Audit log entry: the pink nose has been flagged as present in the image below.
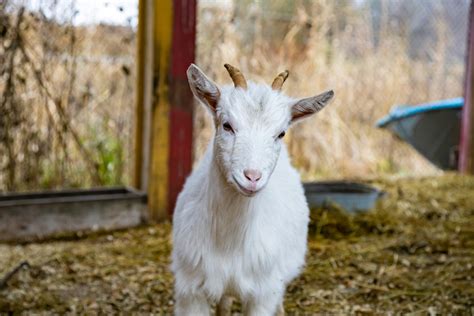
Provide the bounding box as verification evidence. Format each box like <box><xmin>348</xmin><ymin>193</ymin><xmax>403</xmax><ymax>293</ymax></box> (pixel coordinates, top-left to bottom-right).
<box><xmin>244</xmin><ymin>169</ymin><xmax>262</xmax><ymax>183</ymax></box>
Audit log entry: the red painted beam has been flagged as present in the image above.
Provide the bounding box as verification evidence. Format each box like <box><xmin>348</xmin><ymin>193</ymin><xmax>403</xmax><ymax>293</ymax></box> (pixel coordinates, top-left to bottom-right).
<box><xmin>168</xmin><ymin>0</ymin><xmax>196</xmax><ymax>214</ymax></box>
<box><xmin>460</xmin><ymin>0</ymin><xmax>474</xmax><ymax>173</ymax></box>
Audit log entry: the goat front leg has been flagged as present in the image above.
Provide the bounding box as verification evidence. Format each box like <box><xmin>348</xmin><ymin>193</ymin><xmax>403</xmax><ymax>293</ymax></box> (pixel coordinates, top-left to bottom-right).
<box><xmin>175</xmin><ymin>293</ymin><xmax>211</xmax><ymax>316</ymax></box>
<box><xmin>243</xmin><ymin>289</ymin><xmax>284</xmax><ymax>316</ymax></box>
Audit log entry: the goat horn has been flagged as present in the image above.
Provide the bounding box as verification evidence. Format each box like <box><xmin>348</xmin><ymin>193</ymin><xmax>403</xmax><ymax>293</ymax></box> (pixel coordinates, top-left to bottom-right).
<box><xmin>271</xmin><ymin>70</ymin><xmax>289</xmax><ymax>91</ymax></box>
<box><xmin>224</xmin><ymin>64</ymin><xmax>247</xmax><ymax>90</ymax></box>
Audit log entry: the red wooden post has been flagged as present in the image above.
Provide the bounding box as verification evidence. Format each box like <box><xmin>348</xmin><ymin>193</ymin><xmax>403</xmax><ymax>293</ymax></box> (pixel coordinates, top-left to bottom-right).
<box><xmin>148</xmin><ymin>0</ymin><xmax>196</xmax><ymax>221</ymax></box>
<box><xmin>138</xmin><ymin>0</ymin><xmax>196</xmax><ymax>221</ymax></box>
<box><xmin>168</xmin><ymin>0</ymin><xmax>196</xmax><ymax>214</ymax></box>
<box><xmin>460</xmin><ymin>0</ymin><xmax>474</xmax><ymax>174</ymax></box>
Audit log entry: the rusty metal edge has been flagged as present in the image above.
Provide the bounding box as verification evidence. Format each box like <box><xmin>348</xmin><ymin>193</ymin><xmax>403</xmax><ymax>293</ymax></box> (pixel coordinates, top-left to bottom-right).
<box><xmin>0</xmin><ymin>187</ymin><xmax>147</xmax><ymax>208</ymax></box>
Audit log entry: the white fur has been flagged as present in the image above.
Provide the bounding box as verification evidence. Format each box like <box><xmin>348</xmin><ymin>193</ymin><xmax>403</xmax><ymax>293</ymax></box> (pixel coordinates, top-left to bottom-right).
<box><xmin>172</xmin><ymin>65</ymin><xmax>333</xmax><ymax>316</ymax></box>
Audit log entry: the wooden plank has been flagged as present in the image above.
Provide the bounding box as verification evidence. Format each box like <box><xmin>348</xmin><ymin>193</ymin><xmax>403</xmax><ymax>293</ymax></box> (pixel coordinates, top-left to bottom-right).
<box><xmin>148</xmin><ymin>0</ymin><xmax>173</xmax><ymax>221</ymax></box>
<box><xmin>134</xmin><ymin>0</ymin><xmax>146</xmax><ymax>188</ymax></box>
<box><xmin>460</xmin><ymin>0</ymin><xmax>474</xmax><ymax>174</ymax></box>
<box><xmin>168</xmin><ymin>0</ymin><xmax>196</xmax><ymax>214</ymax></box>
<box><xmin>134</xmin><ymin>0</ymin><xmax>154</xmax><ymax>190</ymax></box>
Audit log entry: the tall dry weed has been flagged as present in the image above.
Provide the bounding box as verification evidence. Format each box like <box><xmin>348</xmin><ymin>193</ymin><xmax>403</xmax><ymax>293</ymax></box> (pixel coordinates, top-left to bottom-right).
<box><xmin>0</xmin><ymin>1</ymin><xmax>136</xmax><ymax>191</ymax></box>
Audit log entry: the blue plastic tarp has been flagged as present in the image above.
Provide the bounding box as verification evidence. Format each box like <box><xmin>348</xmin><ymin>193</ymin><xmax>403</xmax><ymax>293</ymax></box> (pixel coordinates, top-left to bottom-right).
<box><xmin>376</xmin><ymin>97</ymin><xmax>464</xmax><ymax>128</ymax></box>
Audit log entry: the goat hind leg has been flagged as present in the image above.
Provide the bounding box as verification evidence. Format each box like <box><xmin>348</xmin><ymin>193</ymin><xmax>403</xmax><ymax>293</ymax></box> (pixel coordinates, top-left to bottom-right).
<box><xmin>216</xmin><ymin>295</ymin><xmax>233</xmax><ymax>316</ymax></box>
<box><xmin>276</xmin><ymin>302</ymin><xmax>284</xmax><ymax>316</ymax></box>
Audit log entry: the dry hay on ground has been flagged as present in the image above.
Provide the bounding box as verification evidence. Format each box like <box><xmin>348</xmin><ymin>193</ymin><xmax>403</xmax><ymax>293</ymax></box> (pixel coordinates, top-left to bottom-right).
<box><xmin>0</xmin><ymin>174</ymin><xmax>473</xmax><ymax>314</ymax></box>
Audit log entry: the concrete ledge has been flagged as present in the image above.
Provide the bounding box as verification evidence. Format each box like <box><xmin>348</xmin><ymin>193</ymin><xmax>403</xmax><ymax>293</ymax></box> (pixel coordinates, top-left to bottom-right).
<box><xmin>0</xmin><ymin>187</ymin><xmax>148</xmax><ymax>242</ymax></box>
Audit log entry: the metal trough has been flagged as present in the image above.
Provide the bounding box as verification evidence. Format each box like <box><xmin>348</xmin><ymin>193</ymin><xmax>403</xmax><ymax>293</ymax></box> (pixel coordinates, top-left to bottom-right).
<box><xmin>304</xmin><ymin>181</ymin><xmax>384</xmax><ymax>212</ymax></box>
<box><xmin>377</xmin><ymin>98</ymin><xmax>463</xmax><ymax>170</ymax></box>
<box><xmin>0</xmin><ymin>187</ymin><xmax>147</xmax><ymax>242</ymax></box>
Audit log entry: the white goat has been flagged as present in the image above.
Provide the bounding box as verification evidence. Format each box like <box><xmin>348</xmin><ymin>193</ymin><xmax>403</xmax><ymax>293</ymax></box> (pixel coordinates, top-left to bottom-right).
<box><xmin>172</xmin><ymin>64</ymin><xmax>334</xmax><ymax>316</ymax></box>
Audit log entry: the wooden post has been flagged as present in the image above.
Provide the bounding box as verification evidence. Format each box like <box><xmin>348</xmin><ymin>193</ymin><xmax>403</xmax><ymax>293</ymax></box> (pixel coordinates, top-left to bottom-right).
<box><xmin>135</xmin><ymin>0</ymin><xmax>196</xmax><ymax>220</ymax></box>
<box><xmin>134</xmin><ymin>0</ymin><xmax>145</xmax><ymax>189</ymax></box>
<box><xmin>167</xmin><ymin>0</ymin><xmax>196</xmax><ymax>214</ymax></box>
<box><xmin>134</xmin><ymin>0</ymin><xmax>154</xmax><ymax>191</ymax></box>
<box><xmin>460</xmin><ymin>0</ymin><xmax>474</xmax><ymax>174</ymax></box>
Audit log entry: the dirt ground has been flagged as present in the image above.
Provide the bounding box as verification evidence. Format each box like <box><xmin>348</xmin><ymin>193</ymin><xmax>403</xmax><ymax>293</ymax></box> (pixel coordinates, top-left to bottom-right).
<box><xmin>0</xmin><ymin>174</ymin><xmax>473</xmax><ymax>315</ymax></box>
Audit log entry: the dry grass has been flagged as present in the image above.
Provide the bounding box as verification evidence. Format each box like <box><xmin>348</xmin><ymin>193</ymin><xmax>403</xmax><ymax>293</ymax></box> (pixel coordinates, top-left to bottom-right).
<box><xmin>1</xmin><ymin>174</ymin><xmax>472</xmax><ymax>314</ymax></box>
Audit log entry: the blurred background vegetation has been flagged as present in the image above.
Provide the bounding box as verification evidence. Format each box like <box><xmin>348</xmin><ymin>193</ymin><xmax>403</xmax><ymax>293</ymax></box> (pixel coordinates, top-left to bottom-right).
<box><xmin>0</xmin><ymin>0</ymin><xmax>470</xmax><ymax>192</ymax></box>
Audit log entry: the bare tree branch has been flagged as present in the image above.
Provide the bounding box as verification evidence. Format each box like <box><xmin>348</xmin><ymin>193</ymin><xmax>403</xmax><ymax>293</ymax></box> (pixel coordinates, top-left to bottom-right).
<box><xmin>18</xmin><ymin>37</ymin><xmax>103</xmax><ymax>184</ymax></box>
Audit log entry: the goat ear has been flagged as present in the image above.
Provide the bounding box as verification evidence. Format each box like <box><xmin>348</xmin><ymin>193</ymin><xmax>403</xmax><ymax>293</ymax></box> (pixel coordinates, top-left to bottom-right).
<box><xmin>187</xmin><ymin>64</ymin><xmax>220</xmax><ymax>113</ymax></box>
<box><xmin>290</xmin><ymin>90</ymin><xmax>334</xmax><ymax>123</ymax></box>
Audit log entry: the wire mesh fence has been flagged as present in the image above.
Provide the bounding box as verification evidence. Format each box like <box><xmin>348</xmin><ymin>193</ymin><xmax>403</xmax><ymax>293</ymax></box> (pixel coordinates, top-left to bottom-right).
<box><xmin>1</xmin><ymin>0</ymin><xmax>137</xmax><ymax>191</ymax></box>
<box><xmin>195</xmin><ymin>0</ymin><xmax>470</xmax><ymax>179</ymax></box>
<box><xmin>0</xmin><ymin>0</ymin><xmax>470</xmax><ymax>192</ymax></box>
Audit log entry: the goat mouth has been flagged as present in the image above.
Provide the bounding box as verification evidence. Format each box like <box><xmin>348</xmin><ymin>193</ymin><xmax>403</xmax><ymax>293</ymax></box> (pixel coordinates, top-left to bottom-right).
<box><xmin>232</xmin><ymin>176</ymin><xmax>258</xmax><ymax>196</ymax></box>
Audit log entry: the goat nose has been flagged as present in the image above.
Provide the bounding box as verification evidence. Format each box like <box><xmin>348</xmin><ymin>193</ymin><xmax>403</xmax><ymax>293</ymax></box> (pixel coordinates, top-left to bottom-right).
<box><xmin>244</xmin><ymin>169</ymin><xmax>262</xmax><ymax>182</ymax></box>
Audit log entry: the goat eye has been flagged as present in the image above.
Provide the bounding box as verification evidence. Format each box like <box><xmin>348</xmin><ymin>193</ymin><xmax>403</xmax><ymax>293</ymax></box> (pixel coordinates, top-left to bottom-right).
<box><xmin>278</xmin><ymin>131</ymin><xmax>286</xmax><ymax>139</ymax></box>
<box><xmin>223</xmin><ymin>122</ymin><xmax>234</xmax><ymax>133</ymax></box>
